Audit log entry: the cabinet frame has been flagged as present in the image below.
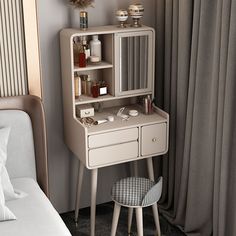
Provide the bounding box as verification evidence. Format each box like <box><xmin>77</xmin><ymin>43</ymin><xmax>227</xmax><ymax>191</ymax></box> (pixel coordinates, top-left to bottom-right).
<box><xmin>114</xmin><ymin>30</ymin><xmax>155</xmax><ymax>96</ymax></box>
<box><xmin>60</xmin><ymin>25</ymin><xmax>169</xmax><ymax>169</ymax></box>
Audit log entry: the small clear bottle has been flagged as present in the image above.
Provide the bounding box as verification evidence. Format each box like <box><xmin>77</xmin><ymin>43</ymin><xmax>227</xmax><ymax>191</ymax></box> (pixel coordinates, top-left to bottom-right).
<box><xmin>90</xmin><ymin>35</ymin><xmax>102</xmax><ymax>62</ymax></box>
<box><xmin>86</xmin><ymin>75</ymin><xmax>92</xmax><ymax>96</ymax></box>
<box><xmin>82</xmin><ymin>36</ymin><xmax>90</xmax><ymax>61</ymax></box>
<box><xmin>81</xmin><ymin>74</ymin><xmax>87</xmax><ymax>95</ymax></box>
<box><xmin>74</xmin><ymin>73</ymin><xmax>81</xmax><ymax>99</ymax></box>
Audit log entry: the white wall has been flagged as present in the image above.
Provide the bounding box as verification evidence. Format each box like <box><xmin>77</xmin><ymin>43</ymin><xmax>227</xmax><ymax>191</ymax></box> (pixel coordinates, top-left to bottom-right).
<box><xmin>37</xmin><ymin>0</ymin><xmax>156</xmax><ymax>213</ymax></box>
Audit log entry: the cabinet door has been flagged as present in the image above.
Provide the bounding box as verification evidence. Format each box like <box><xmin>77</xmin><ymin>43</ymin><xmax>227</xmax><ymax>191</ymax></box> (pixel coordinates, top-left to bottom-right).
<box><xmin>114</xmin><ymin>30</ymin><xmax>154</xmax><ymax>96</ymax></box>
<box><xmin>141</xmin><ymin>123</ymin><xmax>167</xmax><ymax>156</ymax></box>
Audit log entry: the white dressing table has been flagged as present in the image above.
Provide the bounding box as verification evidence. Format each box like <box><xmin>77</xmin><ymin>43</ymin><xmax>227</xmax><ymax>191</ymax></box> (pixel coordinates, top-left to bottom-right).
<box><xmin>60</xmin><ymin>25</ymin><xmax>169</xmax><ymax>236</ymax></box>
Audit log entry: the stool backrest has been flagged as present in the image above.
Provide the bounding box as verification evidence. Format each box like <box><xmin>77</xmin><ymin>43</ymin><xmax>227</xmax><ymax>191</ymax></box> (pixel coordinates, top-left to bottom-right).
<box><xmin>141</xmin><ymin>176</ymin><xmax>163</xmax><ymax>206</ymax></box>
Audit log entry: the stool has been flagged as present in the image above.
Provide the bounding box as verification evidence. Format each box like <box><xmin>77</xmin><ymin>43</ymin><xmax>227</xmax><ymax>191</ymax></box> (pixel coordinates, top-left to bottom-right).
<box><xmin>111</xmin><ymin>176</ymin><xmax>163</xmax><ymax>236</ymax></box>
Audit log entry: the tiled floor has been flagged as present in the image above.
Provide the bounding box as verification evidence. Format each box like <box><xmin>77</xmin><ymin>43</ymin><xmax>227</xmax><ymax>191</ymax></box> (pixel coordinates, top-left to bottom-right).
<box><xmin>61</xmin><ymin>202</ymin><xmax>185</xmax><ymax>236</ymax></box>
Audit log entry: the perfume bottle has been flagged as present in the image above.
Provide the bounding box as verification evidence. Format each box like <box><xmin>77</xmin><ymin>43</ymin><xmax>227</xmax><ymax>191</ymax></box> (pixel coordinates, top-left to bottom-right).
<box><xmin>91</xmin><ymin>81</ymin><xmax>99</xmax><ymax>98</ymax></box>
<box><xmin>78</xmin><ymin>46</ymin><xmax>86</xmax><ymax>68</ymax></box>
<box><xmin>80</xmin><ymin>11</ymin><xmax>88</xmax><ymax>30</ymax></box>
<box><xmin>80</xmin><ymin>74</ymin><xmax>87</xmax><ymax>95</ymax></box>
<box><xmin>74</xmin><ymin>73</ymin><xmax>81</xmax><ymax>99</ymax></box>
<box><xmin>82</xmin><ymin>36</ymin><xmax>90</xmax><ymax>61</ymax></box>
<box><xmin>144</xmin><ymin>95</ymin><xmax>153</xmax><ymax>114</ymax></box>
<box><xmin>73</xmin><ymin>37</ymin><xmax>80</xmax><ymax>66</ymax></box>
<box><xmin>99</xmin><ymin>81</ymin><xmax>108</xmax><ymax>96</ymax></box>
<box><xmin>90</xmin><ymin>35</ymin><xmax>102</xmax><ymax>62</ymax></box>
<box><xmin>79</xmin><ymin>38</ymin><xmax>87</xmax><ymax>67</ymax></box>
<box><xmin>86</xmin><ymin>75</ymin><xmax>92</xmax><ymax>96</ymax></box>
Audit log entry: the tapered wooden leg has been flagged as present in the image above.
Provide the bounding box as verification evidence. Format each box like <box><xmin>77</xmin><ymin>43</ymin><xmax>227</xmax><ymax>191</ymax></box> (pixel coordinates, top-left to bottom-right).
<box><xmin>135</xmin><ymin>207</ymin><xmax>143</xmax><ymax>236</ymax></box>
<box><xmin>91</xmin><ymin>169</ymin><xmax>98</xmax><ymax>236</ymax></box>
<box><xmin>75</xmin><ymin>162</ymin><xmax>85</xmax><ymax>223</ymax></box>
<box><xmin>147</xmin><ymin>157</ymin><xmax>155</xmax><ymax>181</ymax></box>
<box><xmin>111</xmin><ymin>203</ymin><xmax>121</xmax><ymax>236</ymax></box>
<box><xmin>147</xmin><ymin>157</ymin><xmax>161</xmax><ymax>236</ymax></box>
<box><xmin>128</xmin><ymin>208</ymin><xmax>133</xmax><ymax>234</ymax></box>
<box><xmin>152</xmin><ymin>204</ymin><xmax>161</xmax><ymax>236</ymax></box>
<box><xmin>130</xmin><ymin>161</ymin><xmax>138</xmax><ymax>177</ymax></box>
<box><xmin>133</xmin><ymin>161</ymin><xmax>138</xmax><ymax>176</ymax></box>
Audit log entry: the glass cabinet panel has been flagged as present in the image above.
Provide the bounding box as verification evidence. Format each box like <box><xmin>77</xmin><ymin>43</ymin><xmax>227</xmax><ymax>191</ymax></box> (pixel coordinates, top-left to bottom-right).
<box><xmin>121</xmin><ymin>35</ymin><xmax>148</xmax><ymax>91</ymax></box>
<box><xmin>115</xmin><ymin>30</ymin><xmax>154</xmax><ymax>96</ymax></box>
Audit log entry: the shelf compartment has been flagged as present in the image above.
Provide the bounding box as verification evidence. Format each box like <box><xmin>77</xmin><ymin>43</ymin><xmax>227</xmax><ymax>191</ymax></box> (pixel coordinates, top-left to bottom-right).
<box><xmin>75</xmin><ymin>94</ymin><xmax>115</xmax><ymax>105</ymax></box>
<box><xmin>74</xmin><ymin>61</ymin><xmax>113</xmax><ymax>72</ymax></box>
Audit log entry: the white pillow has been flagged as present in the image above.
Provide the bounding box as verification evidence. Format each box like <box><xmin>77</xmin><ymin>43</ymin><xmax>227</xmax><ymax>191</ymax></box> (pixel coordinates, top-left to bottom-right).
<box><xmin>0</xmin><ymin>164</ymin><xmax>16</xmax><ymax>221</ymax></box>
<box><xmin>0</xmin><ymin>127</ymin><xmax>19</xmax><ymax>200</ymax></box>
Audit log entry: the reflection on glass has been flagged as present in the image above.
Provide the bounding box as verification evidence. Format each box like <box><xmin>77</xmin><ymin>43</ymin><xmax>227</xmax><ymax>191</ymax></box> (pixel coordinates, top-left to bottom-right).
<box><xmin>120</xmin><ymin>35</ymin><xmax>148</xmax><ymax>92</ymax></box>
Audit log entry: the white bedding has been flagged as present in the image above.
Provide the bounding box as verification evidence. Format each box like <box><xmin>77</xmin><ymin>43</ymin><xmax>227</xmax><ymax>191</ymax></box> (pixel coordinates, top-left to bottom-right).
<box><xmin>1</xmin><ymin>178</ymin><xmax>71</xmax><ymax>236</ymax></box>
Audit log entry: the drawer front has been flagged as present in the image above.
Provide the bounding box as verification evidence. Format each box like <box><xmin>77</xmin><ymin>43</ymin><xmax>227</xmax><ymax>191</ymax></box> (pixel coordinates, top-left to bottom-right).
<box><xmin>88</xmin><ymin>128</ymin><xmax>138</xmax><ymax>148</ymax></box>
<box><xmin>89</xmin><ymin>141</ymin><xmax>138</xmax><ymax>167</ymax></box>
<box><xmin>141</xmin><ymin>123</ymin><xmax>167</xmax><ymax>156</ymax></box>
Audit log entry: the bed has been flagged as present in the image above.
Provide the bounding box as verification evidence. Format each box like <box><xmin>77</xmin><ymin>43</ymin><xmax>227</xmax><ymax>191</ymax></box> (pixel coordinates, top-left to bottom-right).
<box><xmin>0</xmin><ymin>95</ymin><xmax>71</xmax><ymax>236</ymax></box>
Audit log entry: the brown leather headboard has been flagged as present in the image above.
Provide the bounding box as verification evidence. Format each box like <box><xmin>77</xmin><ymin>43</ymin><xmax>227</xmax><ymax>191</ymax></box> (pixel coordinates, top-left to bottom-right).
<box><xmin>0</xmin><ymin>95</ymin><xmax>49</xmax><ymax>197</ymax></box>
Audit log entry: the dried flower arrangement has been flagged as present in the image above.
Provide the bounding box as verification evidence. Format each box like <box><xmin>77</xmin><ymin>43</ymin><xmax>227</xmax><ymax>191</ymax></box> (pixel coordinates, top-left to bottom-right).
<box><xmin>69</xmin><ymin>0</ymin><xmax>94</xmax><ymax>9</ymax></box>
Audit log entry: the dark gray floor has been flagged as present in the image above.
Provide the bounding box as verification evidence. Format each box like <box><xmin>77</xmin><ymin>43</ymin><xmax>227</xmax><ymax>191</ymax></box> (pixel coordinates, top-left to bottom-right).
<box><xmin>61</xmin><ymin>202</ymin><xmax>185</xmax><ymax>236</ymax></box>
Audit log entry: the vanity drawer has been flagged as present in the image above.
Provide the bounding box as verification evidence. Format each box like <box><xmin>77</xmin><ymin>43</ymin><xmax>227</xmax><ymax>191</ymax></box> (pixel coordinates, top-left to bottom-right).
<box><xmin>88</xmin><ymin>128</ymin><xmax>138</xmax><ymax>148</ymax></box>
<box><xmin>88</xmin><ymin>141</ymin><xmax>138</xmax><ymax>167</ymax></box>
<box><xmin>141</xmin><ymin>123</ymin><xmax>167</xmax><ymax>156</ymax></box>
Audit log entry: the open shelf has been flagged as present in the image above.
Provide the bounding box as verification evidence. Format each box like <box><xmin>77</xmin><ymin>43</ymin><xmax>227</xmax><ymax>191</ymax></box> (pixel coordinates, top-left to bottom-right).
<box><xmin>74</xmin><ymin>61</ymin><xmax>113</xmax><ymax>72</ymax></box>
<box><xmin>75</xmin><ymin>94</ymin><xmax>115</xmax><ymax>105</ymax></box>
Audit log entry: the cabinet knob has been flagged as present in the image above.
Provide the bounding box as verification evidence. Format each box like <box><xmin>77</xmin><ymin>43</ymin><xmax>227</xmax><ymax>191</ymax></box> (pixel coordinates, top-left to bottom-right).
<box><xmin>152</xmin><ymin>138</ymin><xmax>157</xmax><ymax>142</ymax></box>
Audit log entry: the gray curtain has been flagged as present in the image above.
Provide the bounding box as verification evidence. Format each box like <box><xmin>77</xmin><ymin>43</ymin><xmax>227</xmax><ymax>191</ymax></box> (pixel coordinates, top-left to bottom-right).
<box><xmin>155</xmin><ymin>0</ymin><xmax>236</xmax><ymax>235</ymax></box>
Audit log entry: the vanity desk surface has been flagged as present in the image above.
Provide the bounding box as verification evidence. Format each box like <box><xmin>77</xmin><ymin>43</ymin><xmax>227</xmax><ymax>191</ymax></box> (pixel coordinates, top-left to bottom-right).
<box><xmin>79</xmin><ymin>105</ymin><xmax>167</xmax><ymax>134</ymax></box>
<box><xmin>75</xmin><ymin>104</ymin><xmax>168</xmax><ymax>170</ymax></box>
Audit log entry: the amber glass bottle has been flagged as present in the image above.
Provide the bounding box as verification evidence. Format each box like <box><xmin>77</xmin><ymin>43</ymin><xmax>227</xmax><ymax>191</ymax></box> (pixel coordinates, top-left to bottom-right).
<box><xmin>78</xmin><ymin>42</ymin><xmax>86</xmax><ymax>68</ymax></box>
<box><xmin>91</xmin><ymin>81</ymin><xmax>99</xmax><ymax>98</ymax></box>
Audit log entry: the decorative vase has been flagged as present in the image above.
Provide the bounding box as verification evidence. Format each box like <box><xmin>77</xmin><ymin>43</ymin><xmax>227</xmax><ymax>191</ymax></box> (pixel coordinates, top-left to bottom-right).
<box><xmin>128</xmin><ymin>4</ymin><xmax>144</xmax><ymax>27</ymax></box>
<box><xmin>80</xmin><ymin>10</ymin><xmax>88</xmax><ymax>30</ymax></box>
<box><xmin>116</xmin><ymin>9</ymin><xmax>128</xmax><ymax>28</ymax></box>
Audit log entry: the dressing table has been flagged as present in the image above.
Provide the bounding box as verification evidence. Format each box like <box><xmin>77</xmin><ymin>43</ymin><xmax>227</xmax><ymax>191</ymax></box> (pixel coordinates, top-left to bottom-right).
<box><xmin>60</xmin><ymin>25</ymin><xmax>169</xmax><ymax>236</ymax></box>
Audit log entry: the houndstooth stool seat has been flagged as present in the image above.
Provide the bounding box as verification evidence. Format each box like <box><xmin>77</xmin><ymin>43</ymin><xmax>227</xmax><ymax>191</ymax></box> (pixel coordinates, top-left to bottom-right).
<box><xmin>111</xmin><ymin>176</ymin><xmax>163</xmax><ymax>236</ymax></box>
<box><xmin>111</xmin><ymin>177</ymin><xmax>155</xmax><ymax>207</ymax></box>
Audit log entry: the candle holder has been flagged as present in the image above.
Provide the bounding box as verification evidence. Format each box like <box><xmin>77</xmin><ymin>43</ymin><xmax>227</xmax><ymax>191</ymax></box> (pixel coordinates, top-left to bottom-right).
<box><xmin>116</xmin><ymin>9</ymin><xmax>128</xmax><ymax>28</ymax></box>
<box><xmin>128</xmin><ymin>4</ymin><xmax>144</xmax><ymax>27</ymax></box>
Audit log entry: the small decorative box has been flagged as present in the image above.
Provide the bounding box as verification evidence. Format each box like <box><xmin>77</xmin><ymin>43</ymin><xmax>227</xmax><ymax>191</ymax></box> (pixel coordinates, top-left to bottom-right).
<box><xmin>76</xmin><ymin>105</ymin><xmax>94</xmax><ymax>118</ymax></box>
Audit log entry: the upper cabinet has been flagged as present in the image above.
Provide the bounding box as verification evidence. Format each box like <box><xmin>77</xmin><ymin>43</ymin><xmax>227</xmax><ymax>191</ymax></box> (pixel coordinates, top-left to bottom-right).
<box><xmin>60</xmin><ymin>25</ymin><xmax>169</xmax><ymax>169</ymax></box>
<box><xmin>60</xmin><ymin>25</ymin><xmax>155</xmax><ymax>107</ymax></box>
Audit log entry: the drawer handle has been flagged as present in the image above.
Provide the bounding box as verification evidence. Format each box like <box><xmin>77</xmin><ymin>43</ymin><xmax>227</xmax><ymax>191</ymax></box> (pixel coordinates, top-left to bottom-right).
<box><xmin>152</xmin><ymin>138</ymin><xmax>157</xmax><ymax>142</ymax></box>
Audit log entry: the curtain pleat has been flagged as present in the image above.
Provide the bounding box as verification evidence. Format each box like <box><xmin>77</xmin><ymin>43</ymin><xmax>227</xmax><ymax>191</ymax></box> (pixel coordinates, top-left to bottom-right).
<box><xmin>155</xmin><ymin>0</ymin><xmax>236</xmax><ymax>235</ymax></box>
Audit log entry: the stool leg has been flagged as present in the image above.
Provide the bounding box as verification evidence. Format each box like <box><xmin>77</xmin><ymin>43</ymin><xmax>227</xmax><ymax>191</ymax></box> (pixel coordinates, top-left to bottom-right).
<box><xmin>128</xmin><ymin>208</ymin><xmax>133</xmax><ymax>234</ymax></box>
<box><xmin>75</xmin><ymin>162</ymin><xmax>85</xmax><ymax>223</ymax></box>
<box><xmin>152</xmin><ymin>204</ymin><xmax>161</xmax><ymax>236</ymax></box>
<box><xmin>147</xmin><ymin>157</ymin><xmax>155</xmax><ymax>180</ymax></box>
<box><xmin>147</xmin><ymin>157</ymin><xmax>161</xmax><ymax>236</ymax></box>
<box><xmin>135</xmin><ymin>207</ymin><xmax>143</xmax><ymax>236</ymax></box>
<box><xmin>111</xmin><ymin>203</ymin><xmax>121</xmax><ymax>236</ymax></box>
<box><xmin>91</xmin><ymin>169</ymin><xmax>98</xmax><ymax>236</ymax></box>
